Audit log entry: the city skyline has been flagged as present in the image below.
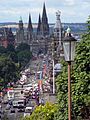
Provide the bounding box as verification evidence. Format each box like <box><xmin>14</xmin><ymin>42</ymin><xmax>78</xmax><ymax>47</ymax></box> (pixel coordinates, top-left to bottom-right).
<box><xmin>0</xmin><ymin>0</ymin><xmax>90</xmax><ymax>23</ymax></box>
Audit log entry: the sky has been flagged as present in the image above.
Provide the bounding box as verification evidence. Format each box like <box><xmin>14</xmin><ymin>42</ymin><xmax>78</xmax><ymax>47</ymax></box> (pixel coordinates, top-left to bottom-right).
<box><xmin>0</xmin><ymin>0</ymin><xmax>90</xmax><ymax>23</ymax></box>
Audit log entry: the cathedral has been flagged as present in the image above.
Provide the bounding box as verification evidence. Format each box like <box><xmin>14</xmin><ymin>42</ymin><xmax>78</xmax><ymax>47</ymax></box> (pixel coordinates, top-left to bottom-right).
<box><xmin>16</xmin><ymin>3</ymin><xmax>63</xmax><ymax>56</ymax></box>
<box><xmin>16</xmin><ymin>3</ymin><xmax>50</xmax><ymax>55</ymax></box>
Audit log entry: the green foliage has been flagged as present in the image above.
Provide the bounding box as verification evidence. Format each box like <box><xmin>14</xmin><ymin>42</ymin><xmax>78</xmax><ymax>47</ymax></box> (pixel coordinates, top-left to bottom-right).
<box><xmin>87</xmin><ymin>15</ymin><xmax>90</xmax><ymax>32</ymax></box>
<box><xmin>16</xmin><ymin>43</ymin><xmax>30</xmax><ymax>52</ymax></box>
<box><xmin>54</xmin><ymin>60</ymin><xmax>68</xmax><ymax>120</ymax></box>
<box><xmin>16</xmin><ymin>43</ymin><xmax>32</xmax><ymax>69</ymax></box>
<box><xmin>21</xmin><ymin>102</ymin><xmax>57</xmax><ymax>120</ymax></box>
<box><xmin>0</xmin><ymin>46</ymin><xmax>6</xmax><ymax>54</ymax></box>
<box><xmin>17</xmin><ymin>50</ymin><xmax>32</xmax><ymax>68</ymax></box>
<box><xmin>0</xmin><ymin>55</ymin><xmax>19</xmax><ymax>89</ymax></box>
<box><xmin>6</xmin><ymin>44</ymin><xmax>15</xmax><ymax>53</ymax></box>
<box><xmin>55</xmin><ymin>16</ymin><xmax>90</xmax><ymax>120</ymax></box>
<box><xmin>0</xmin><ymin>42</ymin><xmax>32</xmax><ymax>89</ymax></box>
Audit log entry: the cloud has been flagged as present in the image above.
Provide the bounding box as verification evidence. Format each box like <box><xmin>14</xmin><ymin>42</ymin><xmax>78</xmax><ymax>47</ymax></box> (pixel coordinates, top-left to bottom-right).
<box><xmin>0</xmin><ymin>0</ymin><xmax>90</xmax><ymax>22</ymax></box>
<box><xmin>64</xmin><ymin>0</ymin><xmax>75</xmax><ymax>5</ymax></box>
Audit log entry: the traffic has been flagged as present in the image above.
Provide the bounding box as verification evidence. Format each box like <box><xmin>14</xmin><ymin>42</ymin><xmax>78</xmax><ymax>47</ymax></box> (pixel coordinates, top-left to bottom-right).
<box><xmin>0</xmin><ymin>54</ymin><xmax>55</xmax><ymax>120</ymax></box>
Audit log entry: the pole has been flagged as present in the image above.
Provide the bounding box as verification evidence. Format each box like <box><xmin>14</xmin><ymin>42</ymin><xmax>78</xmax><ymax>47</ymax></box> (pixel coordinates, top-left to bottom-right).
<box><xmin>53</xmin><ymin>59</ymin><xmax>55</xmax><ymax>94</ymax></box>
<box><xmin>68</xmin><ymin>62</ymin><xmax>72</xmax><ymax>120</ymax></box>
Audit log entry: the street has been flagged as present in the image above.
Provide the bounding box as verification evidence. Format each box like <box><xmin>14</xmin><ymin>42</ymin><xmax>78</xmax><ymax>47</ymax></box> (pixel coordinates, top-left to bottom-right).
<box><xmin>1</xmin><ymin>54</ymin><xmax>52</xmax><ymax>120</ymax></box>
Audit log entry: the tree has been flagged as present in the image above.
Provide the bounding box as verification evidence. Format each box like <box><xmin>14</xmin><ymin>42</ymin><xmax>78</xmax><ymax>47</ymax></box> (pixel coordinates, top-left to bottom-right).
<box><xmin>6</xmin><ymin>44</ymin><xmax>15</xmax><ymax>53</ymax></box>
<box><xmin>21</xmin><ymin>102</ymin><xmax>57</xmax><ymax>120</ymax></box>
<box><xmin>0</xmin><ymin>55</ymin><xmax>19</xmax><ymax>89</ymax></box>
<box><xmin>55</xmin><ymin>16</ymin><xmax>90</xmax><ymax>120</ymax></box>
<box><xmin>17</xmin><ymin>50</ymin><xmax>32</xmax><ymax>69</ymax></box>
<box><xmin>16</xmin><ymin>43</ymin><xmax>30</xmax><ymax>53</ymax></box>
<box><xmin>0</xmin><ymin>46</ymin><xmax>6</xmax><ymax>54</ymax></box>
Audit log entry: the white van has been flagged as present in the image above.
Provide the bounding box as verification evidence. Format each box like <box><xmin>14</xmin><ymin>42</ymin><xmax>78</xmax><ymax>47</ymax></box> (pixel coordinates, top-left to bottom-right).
<box><xmin>24</xmin><ymin>107</ymin><xmax>33</xmax><ymax>117</ymax></box>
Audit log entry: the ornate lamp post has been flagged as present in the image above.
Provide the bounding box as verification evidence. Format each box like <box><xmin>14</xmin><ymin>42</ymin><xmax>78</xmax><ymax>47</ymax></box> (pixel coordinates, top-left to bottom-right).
<box><xmin>63</xmin><ymin>27</ymin><xmax>77</xmax><ymax>120</ymax></box>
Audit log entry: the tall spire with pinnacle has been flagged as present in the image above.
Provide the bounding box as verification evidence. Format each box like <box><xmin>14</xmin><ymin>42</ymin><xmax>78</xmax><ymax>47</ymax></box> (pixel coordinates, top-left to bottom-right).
<box><xmin>41</xmin><ymin>3</ymin><xmax>49</xmax><ymax>36</ymax></box>
<box><xmin>19</xmin><ymin>16</ymin><xmax>23</xmax><ymax>30</ymax></box>
<box><xmin>37</xmin><ymin>14</ymin><xmax>42</xmax><ymax>35</ymax></box>
<box><xmin>42</xmin><ymin>3</ymin><xmax>47</xmax><ymax>23</ymax></box>
<box><xmin>28</xmin><ymin>14</ymin><xmax>33</xmax><ymax>32</ymax></box>
<box><xmin>27</xmin><ymin>14</ymin><xmax>33</xmax><ymax>45</ymax></box>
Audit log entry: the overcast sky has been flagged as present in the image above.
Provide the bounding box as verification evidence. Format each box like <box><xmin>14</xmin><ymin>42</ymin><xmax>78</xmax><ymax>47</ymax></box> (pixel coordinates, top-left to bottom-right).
<box><xmin>0</xmin><ymin>0</ymin><xmax>90</xmax><ymax>23</ymax></box>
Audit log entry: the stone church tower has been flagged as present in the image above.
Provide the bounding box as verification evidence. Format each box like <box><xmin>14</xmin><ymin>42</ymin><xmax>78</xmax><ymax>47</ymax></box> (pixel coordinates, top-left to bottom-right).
<box><xmin>16</xmin><ymin>17</ymin><xmax>25</xmax><ymax>45</ymax></box>
<box><xmin>54</xmin><ymin>11</ymin><xmax>63</xmax><ymax>53</ymax></box>
<box><xmin>54</xmin><ymin>11</ymin><xmax>64</xmax><ymax>59</ymax></box>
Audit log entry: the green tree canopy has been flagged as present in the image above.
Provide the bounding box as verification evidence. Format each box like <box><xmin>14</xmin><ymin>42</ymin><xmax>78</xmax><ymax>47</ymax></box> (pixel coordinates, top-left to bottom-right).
<box><xmin>0</xmin><ymin>46</ymin><xmax>6</xmax><ymax>54</ymax></box>
<box><xmin>17</xmin><ymin>50</ymin><xmax>32</xmax><ymax>69</ymax></box>
<box><xmin>16</xmin><ymin>43</ymin><xmax>30</xmax><ymax>52</ymax></box>
<box><xmin>0</xmin><ymin>55</ymin><xmax>19</xmax><ymax>89</ymax></box>
<box><xmin>55</xmin><ymin>16</ymin><xmax>90</xmax><ymax>120</ymax></box>
<box><xmin>22</xmin><ymin>102</ymin><xmax>57</xmax><ymax>120</ymax></box>
<box><xmin>6</xmin><ymin>44</ymin><xmax>15</xmax><ymax>53</ymax></box>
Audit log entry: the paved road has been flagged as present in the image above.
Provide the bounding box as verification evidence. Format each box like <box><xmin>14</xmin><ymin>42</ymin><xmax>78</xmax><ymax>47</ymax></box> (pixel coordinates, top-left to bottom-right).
<box><xmin>1</xmin><ymin>55</ymin><xmax>53</xmax><ymax>120</ymax></box>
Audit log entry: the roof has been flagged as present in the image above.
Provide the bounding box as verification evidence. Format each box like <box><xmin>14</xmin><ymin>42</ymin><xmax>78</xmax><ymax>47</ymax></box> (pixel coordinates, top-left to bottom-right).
<box><xmin>25</xmin><ymin>107</ymin><xmax>33</xmax><ymax>109</ymax></box>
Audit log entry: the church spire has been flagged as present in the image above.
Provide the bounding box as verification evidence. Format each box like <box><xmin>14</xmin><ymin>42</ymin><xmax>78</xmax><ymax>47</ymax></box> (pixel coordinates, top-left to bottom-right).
<box><xmin>19</xmin><ymin>16</ymin><xmax>23</xmax><ymax>30</ymax></box>
<box><xmin>37</xmin><ymin>14</ymin><xmax>42</xmax><ymax>35</ymax></box>
<box><xmin>42</xmin><ymin>2</ymin><xmax>47</xmax><ymax>23</ymax></box>
<box><xmin>28</xmin><ymin>14</ymin><xmax>33</xmax><ymax>32</ymax></box>
<box><xmin>41</xmin><ymin>3</ymin><xmax>49</xmax><ymax>36</ymax></box>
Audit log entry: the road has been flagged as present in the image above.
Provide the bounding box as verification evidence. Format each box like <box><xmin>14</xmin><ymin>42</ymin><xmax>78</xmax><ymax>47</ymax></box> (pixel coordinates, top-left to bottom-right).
<box><xmin>1</xmin><ymin>55</ymin><xmax>52</xmax><ymax>120</ymax></box>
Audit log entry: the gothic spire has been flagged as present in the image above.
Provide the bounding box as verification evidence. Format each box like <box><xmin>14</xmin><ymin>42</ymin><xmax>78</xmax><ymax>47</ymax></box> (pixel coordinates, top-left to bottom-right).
<box><xmin>37</xmin><ymin>14</ymin><xmax>42</xmax><ymax>35</ymax></box>
<box><xmin>28</xmin><ymin>14</ymin><xmax>33</xmax><ymax>32</ymax></box>
<box><xmin>41</xmin><ymin>3</ymin><xmax>49</xmax><ymax>36</ymax></box>
<box><xmin>42</xmin><ymin>2</ymin><xmax>48</xmax><ymax>23</ymax></box>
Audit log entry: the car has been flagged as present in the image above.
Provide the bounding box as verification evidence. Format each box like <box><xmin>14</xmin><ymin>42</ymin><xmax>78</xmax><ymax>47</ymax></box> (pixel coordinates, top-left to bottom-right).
<box><xmin>3</xmin><ymin>99</ymin><xmax>8</xmax><ymax>104</ymax></box>
<box><xmin>10</xmin><ymin>108</ymin><xmax>15</xmax><ymax>113</ymax></box>
<box><xmin>17</xmin><ymin>107</ymin><xmax>25</xmax><ymax>112</ymax></box>
<box><xmin>24</xmin><ymin>107</ymin><xmax>33</xmax><ymax>117</ymax></box>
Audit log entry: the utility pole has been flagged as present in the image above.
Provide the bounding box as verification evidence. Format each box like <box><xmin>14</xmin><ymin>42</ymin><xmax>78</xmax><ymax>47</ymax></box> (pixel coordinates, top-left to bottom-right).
<box><xmin>52</xmin><ymin>38</ymin><xmax>55</xmax><ymax>94</ymax></box>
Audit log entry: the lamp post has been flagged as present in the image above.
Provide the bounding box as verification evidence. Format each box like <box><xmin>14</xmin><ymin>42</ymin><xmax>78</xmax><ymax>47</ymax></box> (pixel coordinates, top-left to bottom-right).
<box><xmin>63</xmin><ymin>27</ymin><xmax>77</xmax><ymax>120</ymax></box>
<box><xmin>51</xmin><ymin>38</ymin><xmax>55</xmax><ymax>94</ymax></box>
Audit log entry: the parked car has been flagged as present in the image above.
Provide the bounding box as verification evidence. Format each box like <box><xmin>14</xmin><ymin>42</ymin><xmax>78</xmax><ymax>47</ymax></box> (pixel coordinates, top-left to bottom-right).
<box><xmin>10</xmin><ymin>108</ymin><xmax>15</xmax><ymax>113</ymax></box>
<box><xmin>17</xmin><ymin>106</ymin><xmax>25</xmax><ymax>112</ymax></box>
<box><xmin>24</xmin><ymin>107</ymin><xmax>33</xmax><ymax>117</ymax></box>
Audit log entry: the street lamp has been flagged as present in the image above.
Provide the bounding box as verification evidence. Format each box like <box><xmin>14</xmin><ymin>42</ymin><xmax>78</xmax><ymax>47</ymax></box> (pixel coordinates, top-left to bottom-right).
<box><xmin>63</xmin><ymin>27</ymin><xmax>77</xmax><ymax>120</ymax></box>
<box><xmin>51</xmin><ymin>39</ymin><xmax>55</xmax><ymax>94</ymax></box>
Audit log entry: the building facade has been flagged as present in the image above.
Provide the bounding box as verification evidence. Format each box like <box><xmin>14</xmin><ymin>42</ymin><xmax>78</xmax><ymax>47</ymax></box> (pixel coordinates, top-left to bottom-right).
<box><xmin>0</xmin><ymin>27</ymin><xmax>15</xmax><ymax>48</ymax></box>
<box><xmin>16</xmin><ymin>3</ymin><xmax>50</xmax><ymax>55</ymax></box>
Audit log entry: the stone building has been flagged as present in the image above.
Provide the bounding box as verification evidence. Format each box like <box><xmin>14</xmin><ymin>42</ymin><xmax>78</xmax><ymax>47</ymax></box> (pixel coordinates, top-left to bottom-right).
<box><xmin>53</xmin><ymin>11</ymin><xmax>64</xmax><ymax>60</ymax></box>
<box><xmin>16</xmin><ymin>3</ymin><xmax>50</xmax><ymax>55</ymax></box>
<box><xmin>16</xmin><ymin>17</ymin><xmax>25</xmax><ymax>45</ymax></box>
<box><xmin>0</xmin><ymin>27</ymin><xmax>15</xmax><ymax>48</ymax></box>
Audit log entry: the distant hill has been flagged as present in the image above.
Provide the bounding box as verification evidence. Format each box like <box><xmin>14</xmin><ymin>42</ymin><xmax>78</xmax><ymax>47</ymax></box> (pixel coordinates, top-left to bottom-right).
<box><xmin>0</xmin><ymin>22</ymin><xmax>87</xmax><ymax>35</ymax></box>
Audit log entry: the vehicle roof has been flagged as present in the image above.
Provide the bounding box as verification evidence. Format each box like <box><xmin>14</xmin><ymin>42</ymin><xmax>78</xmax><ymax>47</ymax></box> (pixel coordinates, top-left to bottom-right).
<box><xmin>25</xmin><ymin>107</ymin><xmax>33</xmax><ymax>109</ymax></box>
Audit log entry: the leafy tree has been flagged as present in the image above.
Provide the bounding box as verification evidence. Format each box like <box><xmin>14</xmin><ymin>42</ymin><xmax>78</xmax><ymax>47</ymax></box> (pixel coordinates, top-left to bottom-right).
<box><xmin>6</xmin><ymin>44</ymin><xmax>15</xmax><ymax>53</ymax></box>
<box><xmin>55</xmin><ymin>16</ymin><xmax>90</xmax><ymax>120</ymax></box>
<box><xmin>16</xmin><ymin>43</ymin><xmax>30</xmax><ymax>53</ymax></box>
<box><xmin>87</xmin><ymin>15</ymin><xmax>90</xmax><ymax>32</ymax></box>
<box><xmin>9</xmin><ymin>52</ymin><xmax>18</xmax><ymax>63</ymax></box>
<box><xmin>21</xmin><ymin>102</ymin><xmax>57</xmax><ymax>120</ymax></box>
<box><xmin>0</xmin><ymin>46</ymin><xmax>6</xmax><ymax>54</ymax></box>
<box><xmin>17</xmin><ymin>50</ymin><xmax>32</xmax><ymax>69</ymax></box>
<box><xmin>0</xmin><ymin>55</ymin><xmax>19</xmax><ymax>89</ymax></box>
